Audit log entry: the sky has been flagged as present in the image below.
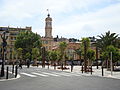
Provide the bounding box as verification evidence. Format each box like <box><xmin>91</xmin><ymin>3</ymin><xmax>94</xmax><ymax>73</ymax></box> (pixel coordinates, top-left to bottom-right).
<box><xmin>0</xmin><ymin>0</ymin><xmax>120</xmax><ymax>39</ymax></box>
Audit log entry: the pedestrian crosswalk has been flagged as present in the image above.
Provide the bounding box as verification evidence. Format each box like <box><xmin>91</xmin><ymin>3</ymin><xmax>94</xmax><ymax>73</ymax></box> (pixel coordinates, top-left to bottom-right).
<box><xmin>20</xmin><ymin>71</ymin><xmax>82</xmax><ymax>78</ymax></box>
<box><xmin>20</xmin><ymin>72</ymin><xmax>37</xmax><ymax>77</ymax></box>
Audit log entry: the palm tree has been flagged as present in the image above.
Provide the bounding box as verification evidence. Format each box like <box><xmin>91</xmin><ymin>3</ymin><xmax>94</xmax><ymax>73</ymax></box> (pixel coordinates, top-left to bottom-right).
<box><xmin>97</xmin><ymin>31</ymin><xmax>118</xmax><ymax>52</ymax></box>
<box><xmin>97</xmin><ymin>31</ymin><xmax>119</xmax><ymax>69</ymax></box>
<box><xmin>59</xmin><ymin>42</ymin><xmax>67</xmax><ymax>70</ymax></box>
<box><xmin>87</xmin><ymin>49</ymin><xmax>95</xmax><ymax>71</ymax></box>
<box><xmin>81</xmin><ymin>38</ymin><xmax>90</xmax><ymax>72</ymax></box>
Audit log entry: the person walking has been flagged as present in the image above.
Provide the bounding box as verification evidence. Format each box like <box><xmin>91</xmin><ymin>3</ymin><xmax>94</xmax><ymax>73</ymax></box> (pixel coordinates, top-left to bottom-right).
<box><xmin>26</xmin><ymin>59</ymin><xmax>30</xmax><ymax>68</ymax></box>
<box><xmin>19</xmin><ymin>60</ymin><xmax>22</xmax><ymax>69</ymax></box>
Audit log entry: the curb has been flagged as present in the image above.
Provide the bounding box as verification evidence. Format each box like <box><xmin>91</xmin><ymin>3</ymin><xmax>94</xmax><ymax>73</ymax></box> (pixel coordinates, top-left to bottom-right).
<box><xmin>0</xmin><ymin>71</ymin><xmax>21</xmax><ymax>82</ymax></box>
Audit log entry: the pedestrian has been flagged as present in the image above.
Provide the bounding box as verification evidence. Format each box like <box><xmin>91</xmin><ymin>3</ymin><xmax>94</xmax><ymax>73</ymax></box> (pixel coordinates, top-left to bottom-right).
<box><xmin>26</xmin><ymin>59</ymin><xmax>30</xmax><ymax>68</ymax></box>
<box><xmin>19</xmin><ymin>60</ymin><xmax>22</xmax><ymax>69</ymax></box>
<box><xmin>71</xmin><ymin>60</ymin><xmax>74</xmax><ymax>72</ymax></box>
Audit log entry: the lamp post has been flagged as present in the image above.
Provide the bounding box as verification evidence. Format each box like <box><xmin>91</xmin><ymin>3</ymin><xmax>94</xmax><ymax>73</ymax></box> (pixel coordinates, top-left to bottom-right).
<box><xmin>0</xmin><ymin>31</ymin><xmax>8</xmax><ymax>77</ymax></box>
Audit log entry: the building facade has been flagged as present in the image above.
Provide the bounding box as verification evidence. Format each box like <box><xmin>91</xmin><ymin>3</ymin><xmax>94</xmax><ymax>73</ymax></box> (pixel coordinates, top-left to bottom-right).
<box><xmin>0</xmin><ymin>26</ymin><xmax>31</xmax><ymax>63</ymax></box>
<box><xmin>41</xmin><ymin>14</ymin><xmax>54</xmax><ymax>51</ymax></box>
<box><xmin>41</xmin><ymin>14</ymin><xmax>81</xmax><ymax>60</ymax></box>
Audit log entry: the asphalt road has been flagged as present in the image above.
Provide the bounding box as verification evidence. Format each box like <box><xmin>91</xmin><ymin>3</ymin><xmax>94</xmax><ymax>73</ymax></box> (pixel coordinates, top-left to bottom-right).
<box><xmin>0</xmin><ymin>66</ymin><xmax>120</xmax><ymax>90</ymax></box>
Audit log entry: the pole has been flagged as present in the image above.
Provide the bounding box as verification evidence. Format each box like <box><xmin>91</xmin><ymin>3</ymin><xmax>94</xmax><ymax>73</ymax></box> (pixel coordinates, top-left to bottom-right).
<box><xmin>15</xmin><ymin>65</ymin><xmax>17</xmax><ymax>78</ymax></box>
<box><xmin>82</xmin><ymin>63</ymin><xmax>83</xmax><ymax>73</ymax></box>
<box><xmin>71</xmin><ymin>60</ymin><xmax>73</xmax><ymax>72</ymax></box>
<box><xmin>6</xmin><ymin>66</ymin><xmax>9</xmax><ymax>79</ymax></box>
<box><xmin>102</xmin><ymin>66</ymin><xmax>104</xmax><ymax>76</ymax></box>
<box><xmin>111</xmin><ymin>52</ymin><xmax>113</xmax><ymax>76</ymax></box>
<box><xmin>12</xmin><ymin>64</ymin><xmax>14</xmax><ymax>74</ymax></box>
<box><xmin>91</xmin><ymin>64</ymin><xmax>92</xmax><ymax>75</ymax></box>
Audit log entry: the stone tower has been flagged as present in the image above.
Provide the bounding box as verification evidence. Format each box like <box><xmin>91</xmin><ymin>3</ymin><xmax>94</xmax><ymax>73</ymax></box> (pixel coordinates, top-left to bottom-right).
<box><xmin>45</xmin><ymin>14</ymin><xmax>52</xmax><ymax>38</ymax></box>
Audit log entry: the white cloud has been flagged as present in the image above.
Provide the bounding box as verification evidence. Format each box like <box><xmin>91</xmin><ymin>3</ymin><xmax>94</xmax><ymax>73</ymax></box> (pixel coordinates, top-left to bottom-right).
<box><xmin>53</xmin><ymin>2</ymin><xmax>120</xmax><ymax>38</ymax></box>
<box><xmin>0</xmin><ymin>0</ymin><xmax>120</xmax><ymax>38</ymax></box>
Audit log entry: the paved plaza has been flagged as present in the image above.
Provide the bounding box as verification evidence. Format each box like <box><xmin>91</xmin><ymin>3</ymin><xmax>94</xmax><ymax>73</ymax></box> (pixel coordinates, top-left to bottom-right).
<box><xmin>0</xmin><ymin>65</ymin><xmax>120</xmax><ymax>90</ymax></box>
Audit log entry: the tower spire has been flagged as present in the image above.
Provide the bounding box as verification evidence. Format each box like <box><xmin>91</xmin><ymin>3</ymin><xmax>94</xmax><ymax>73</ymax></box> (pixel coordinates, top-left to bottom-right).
<box><xmin>45</xmin><ymin>9</ymin><xmax>52</xmax><ymax>38</ymax></box>
<box><xmin>47</xmin><ymin>9</ymin><xmax>50</xmax><ymax>17</ymax></box>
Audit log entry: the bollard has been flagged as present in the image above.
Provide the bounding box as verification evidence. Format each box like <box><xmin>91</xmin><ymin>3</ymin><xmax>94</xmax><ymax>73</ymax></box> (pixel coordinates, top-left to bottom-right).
<box><xmin>82</xmin><ymin>65</ymin><xmax>83</xmax><ymax>73</ymax></box>
<box><xmin>6</xmin><ymin>66</ymin><xmax>9</xmax><ymax>79</ymax></box>
<box><xmin>15</xmin><ymin>66</ymin><xmax>18</xmax><ymax>78</ymax></box>
<box><xmin>102</xmin><ymin>66</ymin><xmax>104</xmax><ymax>76</ymax></box>
<box><xmin>62</xmin><ymin>64</ymin><xmax>63</xmax><ymax>71</ymax></box>
<box><xmin>12</xmin><ymin>64</ymin><xmax>14</xmax><ymax>74</ymax></box>
<box><xmin>71</xmin><ymin>65</ymin><xmax>73</xmax><ymax>72</ymax></box>
<box><xmin>91</xmin><ymin>65</ymin><xmax>92</xmax><ymax>75</ymax></box>
<box><xmin>48</xmin><ymin>63</ymin><xmax>49</xmax><ymax>69</ymax></box>
<box><xmin>0</xmin><ymin>66</ymin><xmax>4</xmax><ymax>77</ymax></box>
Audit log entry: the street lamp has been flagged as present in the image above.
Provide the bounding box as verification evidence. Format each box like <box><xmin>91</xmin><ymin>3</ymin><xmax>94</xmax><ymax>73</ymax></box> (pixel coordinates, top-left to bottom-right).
<box><xmin>0</xmin><ymin>31</ymin><xmax>8</xmax><ymax>77</ymax></box>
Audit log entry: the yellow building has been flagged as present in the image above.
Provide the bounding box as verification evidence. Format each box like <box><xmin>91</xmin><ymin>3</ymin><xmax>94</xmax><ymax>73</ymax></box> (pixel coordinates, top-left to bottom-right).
<box><xmin>41</xmin><ymin>14</ymin><xmax>81</xmax><ymax>60</ymax></box>
<box><xmin>41</xmin><ymin>14</ymin><xmax>54</xmax><ymax>51</ymax></box>
<box><xmin>0</xmin><ymin>26</ymin><xmax>31</xmax><ymax>63</ymax></box>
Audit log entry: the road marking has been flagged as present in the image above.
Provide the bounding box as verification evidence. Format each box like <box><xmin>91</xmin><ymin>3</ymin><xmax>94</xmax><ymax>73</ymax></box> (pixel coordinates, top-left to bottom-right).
<box><xmin>32</xmin><ymin>72</ymin><xmax>48</xmax><ymax>77</ymax></box>
<box><xmin>60</xmin><ymin>72</ymin><xmax>81</xmax><ymax>76</ymax></box>
<box><xmin>52</xmin><ymin>72</ymin><xmax>71</xmax><ymax>76</ymax></box>
<box><xmin>41</xmin><ymin>72</ymin><xmax>60</xmax><ymax>76</ymax></box>
<box><xmin>20</xmin><ymin>73</ymin><xmax>37</xmax><ymax>77</ymax></box>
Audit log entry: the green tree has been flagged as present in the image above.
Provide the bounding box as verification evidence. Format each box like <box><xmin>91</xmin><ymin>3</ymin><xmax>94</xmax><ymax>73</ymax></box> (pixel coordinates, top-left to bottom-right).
<box><xmin>87</xmin><ymin>49</ymin><xmax>95</xmax><ymax>70</ymax></box>
<box><xmin>49</xmin><ymin>50</ymin><xmax>59</xmax><ymax>69</ymax></box>
<box><xmin>59</xmin><ymin>42</ymin><xmax>67</xmax><ymax>68</ymax></box>
<box><xmin>75</xmin><ymin>48</ymin><xmax>82</xmax><ymax>60</ymax></box>
<box><xmin>32</xmin><ymin>48</ymin><xmax>40</xmax><ymax>65</ymax></box>
<box><xmin>17</xmin><ymin>48</ymin><xmax>23</xmax><ymax>60</ymax></box>
<box><xmin>101</xmin><ymin>45</ymin><xmax>120</xmax><ymax>70</ymax></box>
<box><xmin>97</xmin><ymin>31</ymin><xmax>118</xmax><ymax>52</ymax></box>
<box><xmin>81</xmin><ymin>38</ymin><xmax>90</xmax><ymax>72</ymax></box>
<box><xmin>15</xmin><ymin>31</ymin><xmax>42</xmax><ymax>62</ymax></box>
<box><xmin>25</xmin><ymin>52</ymin><xmax>31</xmax><ymax>60</ymax></box>
<box><xmin>97</xmin><ymin>31</ymin><xmax>119</xmax><ymax>69</ymax></box>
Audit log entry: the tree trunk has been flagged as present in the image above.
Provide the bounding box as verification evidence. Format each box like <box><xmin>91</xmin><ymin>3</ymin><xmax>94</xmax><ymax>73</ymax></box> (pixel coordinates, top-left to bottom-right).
<box><xmin>84</xmin><ymin>41</ymin><xmax>87</xmax><ymax>72</ymax></box>
<box><xmin>33</xmin><ymin>59</ymin><xmax>37</xmax><ymax>66</ymax></box>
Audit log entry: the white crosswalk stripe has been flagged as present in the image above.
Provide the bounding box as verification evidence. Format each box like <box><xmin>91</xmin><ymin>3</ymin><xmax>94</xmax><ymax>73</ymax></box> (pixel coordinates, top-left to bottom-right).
<box><xmin>20</xmin><ymin>73</ymin><xmax>37</xmax><ymax>77</ymax></box>
<box><xmin>32</xmin><ymin>72</ymin><xmax>48</xmax><ymax>77</ymax></box>
<box><xmin>20</xmin><ymin>71</ymin><xmax>82</xmax><ymax>78</ymax></box>
<box><xmin>51</xmin><ymin>72</ymin><xmax>71</xmax><ymax>76</ymax></box>
<box><xmin>61</xmin><ymin>72</ymin><xmax>81</xmax><ymax>76</ymax></box>
<box><xmin>41</xmin><ymin>72</ymin><xmax>60</xmax><ymax>76</ymax></box>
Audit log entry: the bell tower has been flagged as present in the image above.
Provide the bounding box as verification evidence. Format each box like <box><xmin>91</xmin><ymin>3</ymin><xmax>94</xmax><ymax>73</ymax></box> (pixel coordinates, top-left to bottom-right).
<box><xmin>45</xmin><ymin>13</ymin><xmax>52</xmax><ymax>38</ymax></box>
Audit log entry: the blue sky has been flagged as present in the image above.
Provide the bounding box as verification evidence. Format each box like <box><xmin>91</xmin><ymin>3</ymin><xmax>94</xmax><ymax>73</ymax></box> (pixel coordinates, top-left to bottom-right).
<box><xmin>0</xmin><ymin>0</ymin><xmax>120</xmax><ymax>39</ymax></box>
